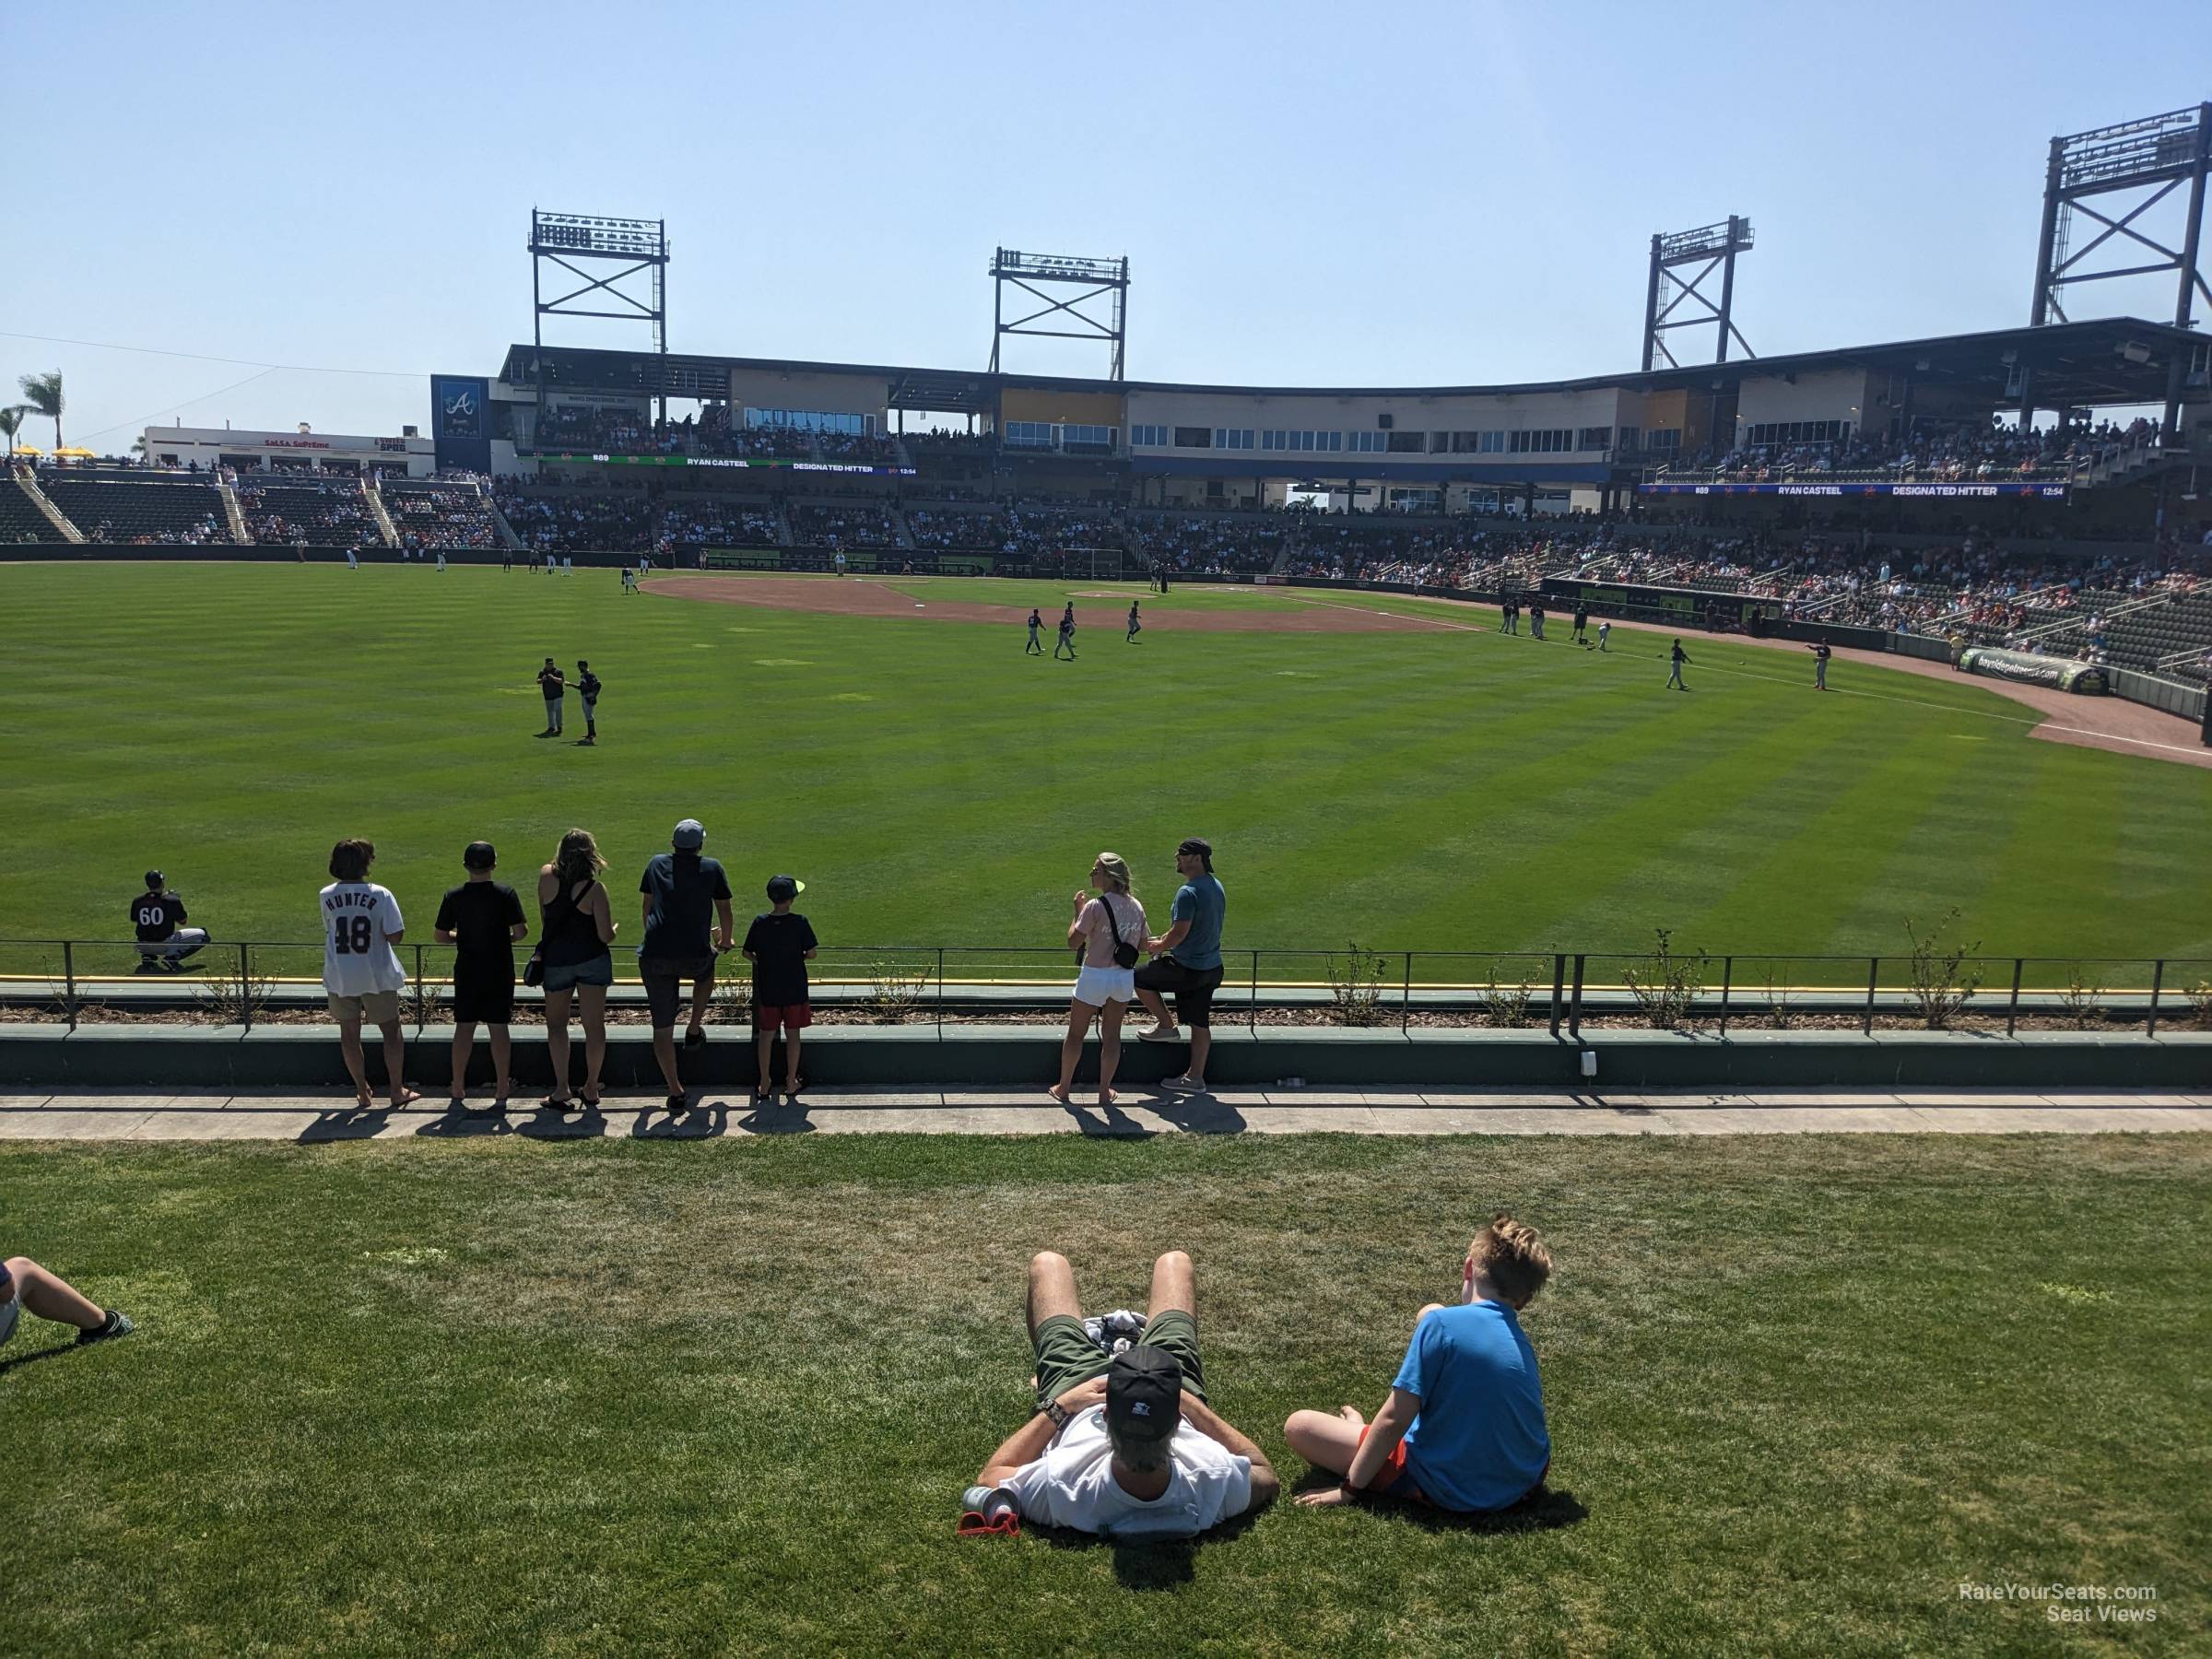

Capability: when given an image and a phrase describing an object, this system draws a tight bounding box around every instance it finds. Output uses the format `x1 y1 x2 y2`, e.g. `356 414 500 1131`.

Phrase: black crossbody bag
1093 892 1140 971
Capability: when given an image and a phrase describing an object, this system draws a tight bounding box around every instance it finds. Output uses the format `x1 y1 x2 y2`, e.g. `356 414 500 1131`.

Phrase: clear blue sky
3 2 2207 447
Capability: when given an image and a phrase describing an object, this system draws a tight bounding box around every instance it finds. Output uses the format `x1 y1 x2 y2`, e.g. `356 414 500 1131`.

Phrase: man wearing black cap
130 871 208 972
971 1249 1277 1538
433 841 529 1110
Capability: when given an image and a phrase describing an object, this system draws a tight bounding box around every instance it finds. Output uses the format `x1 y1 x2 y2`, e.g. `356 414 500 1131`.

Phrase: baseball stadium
4 18 2209 1653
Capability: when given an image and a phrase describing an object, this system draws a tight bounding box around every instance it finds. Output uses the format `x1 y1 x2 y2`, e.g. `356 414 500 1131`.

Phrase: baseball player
1026 607 1044 655
345 549 359 571
577 660 602 744
834 550 848 577
1054 602 1077 660
1666 640 1691 691
436 551 447 573
1127 600 1143 643
1595 619 1611 652
1809 641 1831 690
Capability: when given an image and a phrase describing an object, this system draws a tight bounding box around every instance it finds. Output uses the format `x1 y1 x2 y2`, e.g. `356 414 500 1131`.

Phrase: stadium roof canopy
497 316 2205 412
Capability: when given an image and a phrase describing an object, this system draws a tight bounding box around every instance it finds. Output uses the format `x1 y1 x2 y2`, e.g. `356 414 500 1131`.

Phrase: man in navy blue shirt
1282 1213 1553 1512
637 818 735 1112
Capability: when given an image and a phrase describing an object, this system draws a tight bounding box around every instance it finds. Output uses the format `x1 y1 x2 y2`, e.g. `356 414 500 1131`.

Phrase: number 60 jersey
319 881 409 994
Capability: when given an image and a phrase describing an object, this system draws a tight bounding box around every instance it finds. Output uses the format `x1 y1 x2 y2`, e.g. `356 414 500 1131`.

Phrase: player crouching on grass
1284 1213 1552 1514
969 1250 1278 1540
2 1256 132 1353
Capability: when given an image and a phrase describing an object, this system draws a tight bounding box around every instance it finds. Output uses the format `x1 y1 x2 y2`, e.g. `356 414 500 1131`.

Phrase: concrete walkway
2 1088 2207 1142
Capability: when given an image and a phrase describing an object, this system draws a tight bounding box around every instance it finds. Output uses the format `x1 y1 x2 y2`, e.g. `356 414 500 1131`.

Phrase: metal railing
3 940 2206 1041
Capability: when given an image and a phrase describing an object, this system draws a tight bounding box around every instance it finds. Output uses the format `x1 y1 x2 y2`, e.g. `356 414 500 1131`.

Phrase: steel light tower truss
527 210 670 419
989 249 1129 379
1641 217 1756 371
2028 103 2210 438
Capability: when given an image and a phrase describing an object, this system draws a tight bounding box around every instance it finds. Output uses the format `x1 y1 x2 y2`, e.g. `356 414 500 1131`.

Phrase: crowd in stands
1663 417 2170 484
817 429 901 465
385 485 500 550
906 506 998 548
239 480 379 547
787 503 900 547
41 478 234 546
1128 514 1288 575
494 485 782 554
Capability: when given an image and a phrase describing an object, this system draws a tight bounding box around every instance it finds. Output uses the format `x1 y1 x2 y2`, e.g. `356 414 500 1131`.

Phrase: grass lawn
4 564 2209 979
2 1132 2204 1653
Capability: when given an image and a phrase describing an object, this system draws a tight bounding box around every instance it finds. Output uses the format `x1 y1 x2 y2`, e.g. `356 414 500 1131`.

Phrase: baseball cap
766 875 806 901
672 818 705 850
1176 837 1213 868
463 841 497 871
1105 1346 1183 1447
144 869 165 888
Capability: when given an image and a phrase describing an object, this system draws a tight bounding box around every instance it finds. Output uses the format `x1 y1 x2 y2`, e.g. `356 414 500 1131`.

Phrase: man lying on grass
1284 1213 1552 1512
971 1249 1278 1539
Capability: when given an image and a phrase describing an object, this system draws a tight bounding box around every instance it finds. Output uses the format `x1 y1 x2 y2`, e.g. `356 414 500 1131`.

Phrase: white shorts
1073 965 1135 1006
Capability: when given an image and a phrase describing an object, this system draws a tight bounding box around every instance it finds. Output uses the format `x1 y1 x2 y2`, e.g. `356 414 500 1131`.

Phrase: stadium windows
1347 430 1387 453
1508 429 1572 453
1174 427 1212 449
1743 419 1849 446
1064 424 1117 451
1479 430 1505 453
1578 427 1613 450
746 408 867 435
1264 430 1331 453
1384 431 1425 453
1263 430 1284 451
1004 421 1055 449
1643 428 1682 452
1131 423 1169 447
1213 428 1254 451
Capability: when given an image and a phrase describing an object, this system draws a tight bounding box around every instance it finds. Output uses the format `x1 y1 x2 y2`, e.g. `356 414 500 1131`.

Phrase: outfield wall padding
6 1024 2206 1093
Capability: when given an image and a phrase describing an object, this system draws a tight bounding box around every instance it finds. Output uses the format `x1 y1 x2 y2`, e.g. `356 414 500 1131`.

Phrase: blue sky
3 2 2207 447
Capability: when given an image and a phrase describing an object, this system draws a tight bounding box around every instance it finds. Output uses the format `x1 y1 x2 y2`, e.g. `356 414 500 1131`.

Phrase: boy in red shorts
1283 1213 1552 1512
742 875 818 1103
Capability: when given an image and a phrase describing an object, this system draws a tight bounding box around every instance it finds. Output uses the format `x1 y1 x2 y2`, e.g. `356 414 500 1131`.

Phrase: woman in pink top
1050 853 1147 1108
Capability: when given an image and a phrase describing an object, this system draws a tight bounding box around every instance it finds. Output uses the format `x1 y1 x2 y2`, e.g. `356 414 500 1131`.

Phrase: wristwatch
1038 1399 1071 1430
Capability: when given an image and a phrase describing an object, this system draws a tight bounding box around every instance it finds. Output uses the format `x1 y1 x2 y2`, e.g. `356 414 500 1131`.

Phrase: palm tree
18 371 64 451
0 405 29 457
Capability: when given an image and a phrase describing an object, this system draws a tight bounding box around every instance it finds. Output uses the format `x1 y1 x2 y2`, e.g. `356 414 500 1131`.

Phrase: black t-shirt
132 891 184 942
435 882 526 977
539 666 564 700
743 910 819 1006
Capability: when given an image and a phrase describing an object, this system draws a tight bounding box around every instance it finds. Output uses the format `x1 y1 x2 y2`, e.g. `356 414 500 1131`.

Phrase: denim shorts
543 952 614 994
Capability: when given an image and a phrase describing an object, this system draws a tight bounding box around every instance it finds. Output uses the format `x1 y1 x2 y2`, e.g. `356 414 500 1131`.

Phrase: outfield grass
4 563 2209 971
3 1133 2204 1653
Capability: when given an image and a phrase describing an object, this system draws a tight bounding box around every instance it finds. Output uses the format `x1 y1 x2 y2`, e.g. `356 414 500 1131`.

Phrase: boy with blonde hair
1284 1213 1552 1512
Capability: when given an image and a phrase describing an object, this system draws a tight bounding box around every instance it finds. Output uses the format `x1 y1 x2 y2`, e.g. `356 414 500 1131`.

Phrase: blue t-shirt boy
1392 1299 1550 1512
1169 873 1225 971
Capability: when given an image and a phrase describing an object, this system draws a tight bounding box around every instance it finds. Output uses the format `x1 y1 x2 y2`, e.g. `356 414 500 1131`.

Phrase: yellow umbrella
54 447 96 458
12 443 43 456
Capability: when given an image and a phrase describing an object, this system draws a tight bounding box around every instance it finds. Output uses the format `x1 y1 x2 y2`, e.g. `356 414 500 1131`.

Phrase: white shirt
1002 1406 1251 1538
319 882 408 995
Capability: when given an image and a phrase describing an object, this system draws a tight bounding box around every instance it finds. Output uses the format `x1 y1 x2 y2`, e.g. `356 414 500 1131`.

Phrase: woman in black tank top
535 829 618 1109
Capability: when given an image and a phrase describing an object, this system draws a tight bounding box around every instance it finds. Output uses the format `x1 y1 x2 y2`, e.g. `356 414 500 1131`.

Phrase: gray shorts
641 957 717 1028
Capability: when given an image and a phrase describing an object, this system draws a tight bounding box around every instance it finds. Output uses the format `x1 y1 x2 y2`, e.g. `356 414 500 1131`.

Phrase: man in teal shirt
1135 837 1226 1091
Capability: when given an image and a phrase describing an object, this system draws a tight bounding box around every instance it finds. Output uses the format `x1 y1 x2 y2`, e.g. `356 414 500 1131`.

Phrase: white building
141 424 434 477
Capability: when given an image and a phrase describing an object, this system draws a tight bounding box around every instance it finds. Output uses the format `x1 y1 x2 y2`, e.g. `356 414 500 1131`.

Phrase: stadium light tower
989 249 1129 379
526 210 671 421
2027 103 2211 439
1641 218 1756 371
